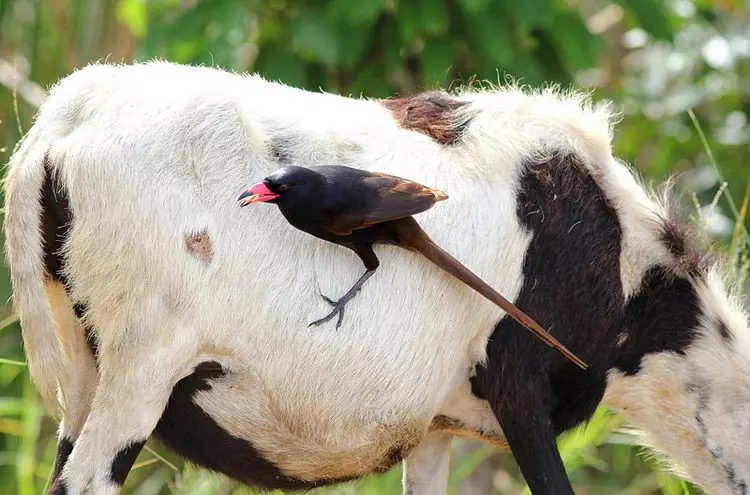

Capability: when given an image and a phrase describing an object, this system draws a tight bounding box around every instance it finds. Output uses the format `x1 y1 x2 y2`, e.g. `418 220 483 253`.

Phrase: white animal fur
4 60 749 494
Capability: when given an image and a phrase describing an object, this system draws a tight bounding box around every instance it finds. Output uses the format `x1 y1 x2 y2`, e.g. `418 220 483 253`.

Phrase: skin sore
185 230 214 263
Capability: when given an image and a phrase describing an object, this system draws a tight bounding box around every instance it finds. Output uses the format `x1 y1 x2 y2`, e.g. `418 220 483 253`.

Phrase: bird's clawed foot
308 290 360 330
308 269 375 330
309 294 345 329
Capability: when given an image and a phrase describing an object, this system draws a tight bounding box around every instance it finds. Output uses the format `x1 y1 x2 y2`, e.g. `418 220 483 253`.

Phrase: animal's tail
400 218 588 370
3 126 69 415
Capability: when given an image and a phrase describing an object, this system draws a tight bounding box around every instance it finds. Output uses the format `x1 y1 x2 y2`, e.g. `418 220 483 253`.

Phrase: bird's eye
278 184 289 192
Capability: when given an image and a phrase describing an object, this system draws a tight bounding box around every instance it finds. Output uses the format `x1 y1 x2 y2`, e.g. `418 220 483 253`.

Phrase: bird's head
238 166 323 207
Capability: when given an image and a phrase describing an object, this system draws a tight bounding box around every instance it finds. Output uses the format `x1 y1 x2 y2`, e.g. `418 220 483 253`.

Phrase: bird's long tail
402 220 588 370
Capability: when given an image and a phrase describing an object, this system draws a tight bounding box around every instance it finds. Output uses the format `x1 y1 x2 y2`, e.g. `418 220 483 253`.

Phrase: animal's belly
153 361 425 490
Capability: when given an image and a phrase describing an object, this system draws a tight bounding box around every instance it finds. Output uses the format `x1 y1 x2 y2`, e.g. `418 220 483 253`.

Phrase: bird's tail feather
407 223 587 370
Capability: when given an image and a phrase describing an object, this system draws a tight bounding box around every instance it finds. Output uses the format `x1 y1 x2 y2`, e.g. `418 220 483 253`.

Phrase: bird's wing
325 172 448 234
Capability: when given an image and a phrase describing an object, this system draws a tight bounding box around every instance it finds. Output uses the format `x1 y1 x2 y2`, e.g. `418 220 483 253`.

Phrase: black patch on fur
472 153 624 429
375 442 412 473
40 160 99 363
717 319 732 342
83 324 99 359
72 303 86 320
110 439 146 485
471 152 705 420
40 157 72 285
47 437 73 495
469 152 705 492
154 361 357 490
615 266 701 375
47 479 68 495
470 153 625 493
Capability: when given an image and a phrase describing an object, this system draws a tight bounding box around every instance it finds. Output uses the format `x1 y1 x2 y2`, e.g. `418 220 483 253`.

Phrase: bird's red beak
238 182 280 206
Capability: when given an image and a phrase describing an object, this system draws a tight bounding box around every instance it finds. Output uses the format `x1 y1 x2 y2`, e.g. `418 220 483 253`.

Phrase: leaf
421 38 454 86
199 2 252 69
290 10 340 66
397 0 449 40
513 0 555 29
549 11 600 69
420 0 449 36
337 22 375 68
397 0 421 40
616 0 674 41
650 138 677 178
464 9 513 67
117 0 148 38
510 56 545 85
383 18 404 71
253 43 307 88
170 39 202 64
456 0 491 14
136 11 169 60
350 65 393 98
330 0 387 25
162 2 228 43
532 30 573 83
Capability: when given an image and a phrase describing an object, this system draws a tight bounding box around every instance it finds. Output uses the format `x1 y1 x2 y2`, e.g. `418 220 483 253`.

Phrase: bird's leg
309 269 377 329
309 244 380 330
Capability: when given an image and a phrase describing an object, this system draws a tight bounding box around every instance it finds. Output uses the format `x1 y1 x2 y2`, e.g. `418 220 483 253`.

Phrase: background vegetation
1 0 749 493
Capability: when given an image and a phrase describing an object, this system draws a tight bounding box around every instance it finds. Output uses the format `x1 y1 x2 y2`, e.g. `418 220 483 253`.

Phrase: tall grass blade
0 358 26 367
687 109 750 244
17 374 41 495
729 180 750 267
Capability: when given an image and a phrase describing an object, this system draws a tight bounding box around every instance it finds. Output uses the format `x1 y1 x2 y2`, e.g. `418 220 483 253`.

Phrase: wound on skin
185 230 214 263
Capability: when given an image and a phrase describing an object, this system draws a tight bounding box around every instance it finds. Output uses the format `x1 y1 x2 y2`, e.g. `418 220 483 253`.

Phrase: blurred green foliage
0 0 748 493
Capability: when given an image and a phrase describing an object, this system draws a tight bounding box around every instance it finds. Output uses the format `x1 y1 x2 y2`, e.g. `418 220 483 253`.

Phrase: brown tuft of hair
381 91 473 145
658 203 709 278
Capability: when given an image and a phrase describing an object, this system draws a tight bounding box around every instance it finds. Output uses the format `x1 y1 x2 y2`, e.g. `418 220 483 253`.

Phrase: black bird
239 165 587 370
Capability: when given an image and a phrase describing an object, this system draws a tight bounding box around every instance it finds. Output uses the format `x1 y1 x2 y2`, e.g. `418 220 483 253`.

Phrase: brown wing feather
327 173 448 234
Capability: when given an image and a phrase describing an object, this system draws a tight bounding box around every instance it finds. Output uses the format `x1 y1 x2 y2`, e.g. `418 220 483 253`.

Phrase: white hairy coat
4 60 749 494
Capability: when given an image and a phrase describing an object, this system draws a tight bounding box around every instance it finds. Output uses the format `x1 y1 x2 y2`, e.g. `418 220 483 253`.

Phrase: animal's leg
48 434 75 495
310 244 380 329
487 376 573 495
45 284 99 495
58 329 196 495
48 371 98 495
402 432 452 495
